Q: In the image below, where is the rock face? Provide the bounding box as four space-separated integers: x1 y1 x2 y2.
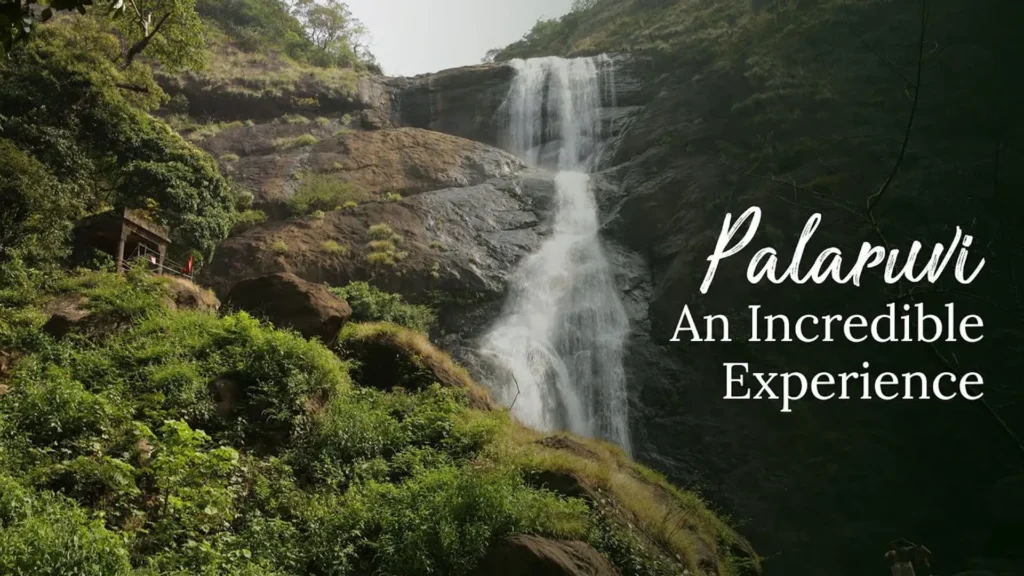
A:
386 63 517 146
223 273 353 342
470 535 619 576
157 58 390 123
203 169 555 341
200 125 523 218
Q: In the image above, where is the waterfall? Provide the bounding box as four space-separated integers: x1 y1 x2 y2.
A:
481 56 631 452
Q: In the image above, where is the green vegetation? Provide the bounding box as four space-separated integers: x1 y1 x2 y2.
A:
289 174 370 215
0 19 235 267
197 0 376 70
279 113 311 125
220 153 241 163
270 239 289 254
384 192 403 202
230 209 268 235
331 281 436 332
0 269 748 574
364 224 408 268
275 133 320 150
321 240 350 255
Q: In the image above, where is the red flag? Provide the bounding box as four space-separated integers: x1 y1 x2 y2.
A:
184 254 194 275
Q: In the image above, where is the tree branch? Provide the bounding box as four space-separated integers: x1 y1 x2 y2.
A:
122 10 171 67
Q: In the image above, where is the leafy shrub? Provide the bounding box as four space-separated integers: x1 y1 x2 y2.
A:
280 114 311 125
289 174 369 215
303 464 590 575
364 225 407 267
230 209 268 235
321 241 350 255
274 134 319 150
0 139 78 268
330 282 436 331
367 224 395 241
270 240 289 254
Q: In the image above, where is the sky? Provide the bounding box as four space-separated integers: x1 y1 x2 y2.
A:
346 0 575 77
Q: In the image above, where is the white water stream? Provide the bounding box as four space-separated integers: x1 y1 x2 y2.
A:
481 56 631 451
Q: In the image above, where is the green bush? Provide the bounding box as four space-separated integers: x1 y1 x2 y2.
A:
321 240 350 255
289 174 369 215
330 281 436 332
303 464 590 576
274 134 319 150
230 209 269 235
0 139 78 269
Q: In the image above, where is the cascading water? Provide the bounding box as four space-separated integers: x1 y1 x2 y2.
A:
481 56 632 452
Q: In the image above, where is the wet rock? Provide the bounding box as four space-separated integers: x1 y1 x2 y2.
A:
470 535 619 576
224 273 353 343
387 63 517 146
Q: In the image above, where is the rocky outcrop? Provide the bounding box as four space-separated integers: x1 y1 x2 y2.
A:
470 535 619 576
386 56 651 150
202 169 554 334
200 126 523 218
386 63 517 146
223 273 353 343
157 58 390 123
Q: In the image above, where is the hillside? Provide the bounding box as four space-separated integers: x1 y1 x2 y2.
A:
0 2 758 575
0 268 755 575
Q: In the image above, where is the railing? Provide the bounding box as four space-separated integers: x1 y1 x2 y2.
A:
125 243 193 280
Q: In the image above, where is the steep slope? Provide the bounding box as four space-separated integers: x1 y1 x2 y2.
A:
0 269 757 575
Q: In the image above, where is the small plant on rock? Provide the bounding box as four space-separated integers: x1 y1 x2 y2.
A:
321 241 350 255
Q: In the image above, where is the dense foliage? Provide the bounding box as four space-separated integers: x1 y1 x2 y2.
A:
0 19 237 266
331 282 437 332
197 0 374 70
0 269 744 575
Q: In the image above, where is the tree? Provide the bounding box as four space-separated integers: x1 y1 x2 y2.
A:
571 0 598 12
289 0 368 66
0 24 234 258
113 0 205 70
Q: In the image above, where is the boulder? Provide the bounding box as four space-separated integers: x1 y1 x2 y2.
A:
41 295 92 340
337 322 492 410
163 277 220 312
224 273 352 343
470 535 619 576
